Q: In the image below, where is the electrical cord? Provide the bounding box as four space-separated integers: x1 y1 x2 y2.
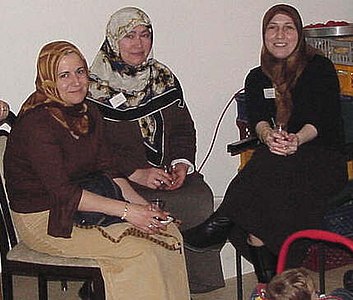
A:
197 87 244 173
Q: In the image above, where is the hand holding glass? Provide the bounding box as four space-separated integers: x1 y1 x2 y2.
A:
158 165 175 190
150 199 174 225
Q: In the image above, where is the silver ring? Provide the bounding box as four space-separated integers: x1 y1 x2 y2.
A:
148 224 153 229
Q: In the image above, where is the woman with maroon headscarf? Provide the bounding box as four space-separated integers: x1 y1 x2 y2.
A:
183 4 347 284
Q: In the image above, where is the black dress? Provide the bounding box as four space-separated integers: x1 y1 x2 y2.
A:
218 55 347 266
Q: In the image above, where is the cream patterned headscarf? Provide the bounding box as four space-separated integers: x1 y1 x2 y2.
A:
88 7 176 106
88 7 184 166
106 7 152 56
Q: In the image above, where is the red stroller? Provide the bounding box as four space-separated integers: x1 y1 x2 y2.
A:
250 229 353 300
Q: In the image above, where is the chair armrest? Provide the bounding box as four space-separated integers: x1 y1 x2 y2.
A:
227 136 260 156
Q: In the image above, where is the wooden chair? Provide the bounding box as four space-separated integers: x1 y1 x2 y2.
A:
0 112 105 300
227 92 353 300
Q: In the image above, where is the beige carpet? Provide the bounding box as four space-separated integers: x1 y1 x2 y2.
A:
2 264 352 299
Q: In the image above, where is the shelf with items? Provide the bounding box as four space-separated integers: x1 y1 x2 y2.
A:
305 23 353 97
304 23 353 38
303 21 353 175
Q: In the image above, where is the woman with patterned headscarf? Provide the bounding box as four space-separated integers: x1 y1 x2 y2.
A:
183 4 347 284
89 7 224 293
4 41 190 299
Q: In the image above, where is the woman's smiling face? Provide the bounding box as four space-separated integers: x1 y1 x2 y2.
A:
56 52 88 105
264 13 299 59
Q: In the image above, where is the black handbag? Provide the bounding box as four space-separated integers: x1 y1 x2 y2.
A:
73 173 182 252
73 172 127 227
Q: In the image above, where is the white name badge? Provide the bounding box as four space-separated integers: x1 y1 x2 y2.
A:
263 88 275 99
109 92 127 108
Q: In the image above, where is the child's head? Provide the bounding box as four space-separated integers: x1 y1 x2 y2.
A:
267 268 317 300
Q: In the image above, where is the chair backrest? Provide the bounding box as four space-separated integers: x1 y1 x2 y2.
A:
0 112 18 266
0 175 11 267
341 95 353 158
235 92 254 139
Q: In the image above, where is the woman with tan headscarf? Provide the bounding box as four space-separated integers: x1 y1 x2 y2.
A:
183 4 347 284
4 40 189 300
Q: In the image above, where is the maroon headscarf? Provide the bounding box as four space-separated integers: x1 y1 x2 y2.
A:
261 4 319 126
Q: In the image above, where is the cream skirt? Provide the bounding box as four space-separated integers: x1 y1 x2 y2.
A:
12 211 190 300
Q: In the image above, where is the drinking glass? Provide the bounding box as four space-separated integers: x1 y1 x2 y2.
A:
150 198 165 211
274 122 288 142
274 123 286 134
159 165 176 189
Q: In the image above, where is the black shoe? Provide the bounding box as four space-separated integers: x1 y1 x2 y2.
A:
344 270 353 292
78 281 94 300
248 244 277 284
182 216 233 252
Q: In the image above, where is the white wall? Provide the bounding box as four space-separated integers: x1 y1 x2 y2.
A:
1 0 352 198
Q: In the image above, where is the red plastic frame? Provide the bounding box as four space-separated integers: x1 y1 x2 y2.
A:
277 229 353 274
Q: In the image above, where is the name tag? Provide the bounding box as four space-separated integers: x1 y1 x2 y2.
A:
109 92 127 108
263 88 275 99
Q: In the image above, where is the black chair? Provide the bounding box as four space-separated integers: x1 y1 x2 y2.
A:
227 92 353 300
0 112 105 300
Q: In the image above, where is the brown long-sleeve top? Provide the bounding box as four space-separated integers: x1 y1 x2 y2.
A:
103 99 197 176
4 101 121 238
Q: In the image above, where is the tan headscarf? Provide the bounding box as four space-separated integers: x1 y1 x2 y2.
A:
19 41 90 139
261 4 319 126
